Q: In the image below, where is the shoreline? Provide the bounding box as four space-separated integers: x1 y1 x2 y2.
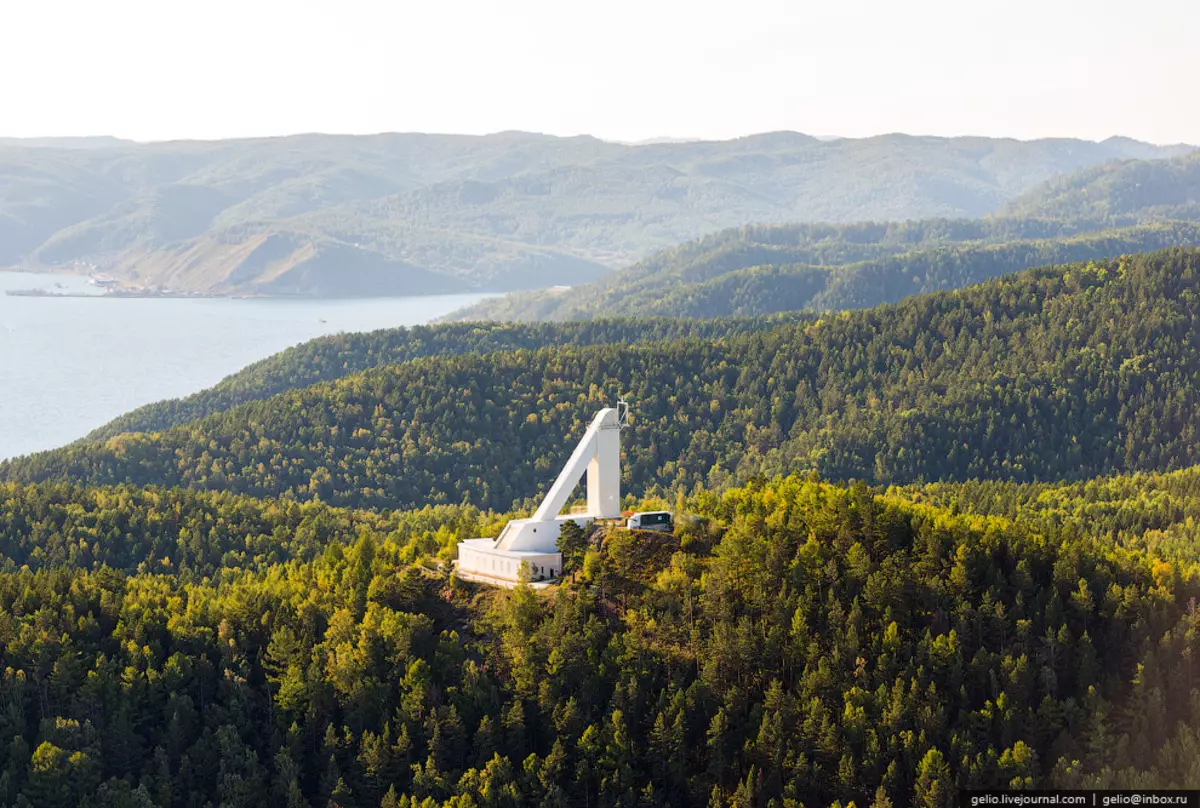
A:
3 286 501 302
6 288 263 300
4 289 498 301
2 268 504 303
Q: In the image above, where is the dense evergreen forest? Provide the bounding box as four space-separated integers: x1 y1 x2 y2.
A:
897 466 1200 566
87 317 805 441
7 79 1200 808
451 219 1200 321
0 483 500 577
8 249 1200 512
101 217 1177 440
6 235 1200 804
0 469 1198 806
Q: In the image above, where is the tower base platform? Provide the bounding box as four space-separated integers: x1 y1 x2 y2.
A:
454 538 562 587
454 406 625 587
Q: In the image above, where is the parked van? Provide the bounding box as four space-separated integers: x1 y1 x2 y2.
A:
626 511 674 532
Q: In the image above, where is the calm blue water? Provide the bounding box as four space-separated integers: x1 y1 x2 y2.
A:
0 272 490 460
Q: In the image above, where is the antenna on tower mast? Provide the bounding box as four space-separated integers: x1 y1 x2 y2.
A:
617 398 631 429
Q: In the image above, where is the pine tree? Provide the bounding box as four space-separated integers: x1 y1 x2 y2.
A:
870 785 894 808
913 748 953 808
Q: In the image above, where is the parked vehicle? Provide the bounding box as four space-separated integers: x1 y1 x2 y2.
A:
626 511 673 532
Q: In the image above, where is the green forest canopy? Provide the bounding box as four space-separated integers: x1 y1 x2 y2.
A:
1001 151 1200 221
4 245 1200 803
6 138 1200 808
85 316 806 441
0 468 1199 805
92 219 1200 445
451 219 1200 321
7 248 1200 512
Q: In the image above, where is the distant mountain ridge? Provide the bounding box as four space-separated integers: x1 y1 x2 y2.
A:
449 218 1200 320
0 131 1191 296
0 135 136 150
1002 149 1200 220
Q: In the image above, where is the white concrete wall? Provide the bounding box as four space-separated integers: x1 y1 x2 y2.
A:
458 545 562 581
586 416 621 517
495 515 590 553
533 407 622 522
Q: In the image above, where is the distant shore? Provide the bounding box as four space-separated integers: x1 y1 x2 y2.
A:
1 267 496 301
5 288 258 300
2 285 497 302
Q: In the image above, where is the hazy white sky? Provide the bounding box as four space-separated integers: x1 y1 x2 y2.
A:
1 0 1195 144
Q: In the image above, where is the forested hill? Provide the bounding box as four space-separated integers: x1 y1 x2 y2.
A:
2 470 1200 803
7 248 1200 510
0 482 501 577
450 219 1200 321
90 220 1200 442
898 465 1200 565
85 316 806 441
1 132 1190 296
1002 150 1200 221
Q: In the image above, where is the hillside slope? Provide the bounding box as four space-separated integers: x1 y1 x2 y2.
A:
900 465 1200 564
2 132 1191 295
3 471 1200 802
0 481 497 576
6 248 1200 510
450 218 1200 320
1003 150 1200 220
86 316 807 440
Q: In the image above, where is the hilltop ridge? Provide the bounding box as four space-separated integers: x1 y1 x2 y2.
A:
449 218 1200 321
1 131 1191 296
1002 149 1200 220
9 248 1200 512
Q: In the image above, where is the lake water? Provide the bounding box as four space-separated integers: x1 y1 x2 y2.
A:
0 272 490 460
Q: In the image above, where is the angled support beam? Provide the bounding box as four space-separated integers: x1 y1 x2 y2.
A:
487 406 625 553
532 407 622 521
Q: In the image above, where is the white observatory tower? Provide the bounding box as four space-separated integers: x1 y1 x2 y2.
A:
456 403 628 586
